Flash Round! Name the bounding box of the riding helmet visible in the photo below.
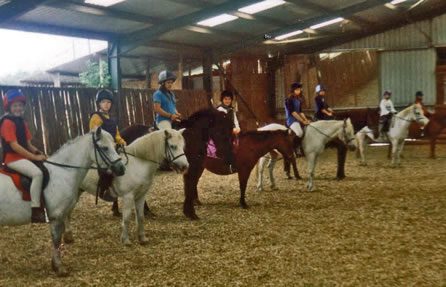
[415,91,424,97]
[3,89,26,111]
[383,90,392,96]
[315,84,326,94]
[95,89,114,104]
[158,70,177,84]
[290,82,303,93]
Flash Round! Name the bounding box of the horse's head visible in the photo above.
[209,110,234,165]
[163,129,189,174]
[338,118,356,151]
[91,127,126,176]
[277,129,298,160]
[412,104,429,126]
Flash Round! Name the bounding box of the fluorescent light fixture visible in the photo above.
[275,29,303,40]
[197,14,238,27]
[238,0,286,14]
[310,17,344,30]
[85,0,125,7]
[390,0,407,4]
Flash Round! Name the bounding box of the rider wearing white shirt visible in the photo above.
[379,90,397,136]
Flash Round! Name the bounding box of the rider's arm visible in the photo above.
[153,103,174,120]
[89,114,103,130]
[115,129,126,146]
[291,111,306,123]
[10,141,40,160]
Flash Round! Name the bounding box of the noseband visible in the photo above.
[93,133,122,172]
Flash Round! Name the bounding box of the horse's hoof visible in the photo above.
[194,199,203,206]
[256,188,263,192]
[122,239,132,246]
[185,212,199,220]
[271,186,279,191]
[52,261,69,277]
[336,175,346,181]
[240,202,249,209]
[112,211,121,218]
[295,176,302,180]
[63,232,74,244]
[359,162,367,166]
[139,238,149,245]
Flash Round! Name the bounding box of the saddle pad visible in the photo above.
[0,167,31,201]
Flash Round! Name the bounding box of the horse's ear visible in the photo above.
[164,129,172,139]
[95,127,102,138]
[178,128,186,134]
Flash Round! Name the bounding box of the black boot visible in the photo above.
[31,207,46,223]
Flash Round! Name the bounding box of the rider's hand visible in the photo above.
[33,154,47,161]
[171,114,181,122]
[233,128,241,135]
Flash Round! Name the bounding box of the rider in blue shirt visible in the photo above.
[285,82,311,138]
[152,70,181,130]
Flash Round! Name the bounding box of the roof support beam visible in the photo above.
[119,0,262,55]
[215,0,389,57]
[0,0,49,24]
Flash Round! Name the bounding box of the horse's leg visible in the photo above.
[238,167,252,209]
[268,154,279,190]
[357,133,367,166]
[390,139,399,167]
[63,210,74,244]
[256,156,267,192]
[387,143,392,160]
[430,137,437,159]
[290,155,301,180]
[396,139,405,166]
[336,143,347,180]
[283,158,292,179]
[121,193,134,245]
[50,220,69,277]
[111,200,121,217]
[183,165,204,220]
[306,153,317,192]
[192,166,205,206]
[135,195,148,245]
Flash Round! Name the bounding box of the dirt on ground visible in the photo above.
[0,145,445,286]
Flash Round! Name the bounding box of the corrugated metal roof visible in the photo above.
[18,6,145,34]
[379,49,436,105]
[432,13,446,45]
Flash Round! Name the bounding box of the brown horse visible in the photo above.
[414,108,446,158]
[200,130,297,210]
[117,109,234,220]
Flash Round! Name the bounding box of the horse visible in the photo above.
[356,104,429,166]
[0,128,125,276]
[257,119,356,192]
[420,108,446,158]
[65,129,188,246]
[199,129,297,210]
[118,108,234,220]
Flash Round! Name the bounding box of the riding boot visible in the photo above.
[31,207,46,223]
[293,137,303,157]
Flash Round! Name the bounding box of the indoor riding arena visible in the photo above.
[0,0,445,286]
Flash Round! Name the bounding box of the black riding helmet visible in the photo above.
[158,70,177,84]
[96,89,114,104]
[415,91,424,97]
[290,82,303,93]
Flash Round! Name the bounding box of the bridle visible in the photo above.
[394,106,426,124]
[308,120,355,145]
[120,134,185,169]
[45,132,122,171]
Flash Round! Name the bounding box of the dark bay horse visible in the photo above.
[117,109,234,220]
[201,130,297,210]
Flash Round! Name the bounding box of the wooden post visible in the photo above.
[203,49,213,102]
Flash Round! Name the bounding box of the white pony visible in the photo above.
[70,129,188,246]
[257,119,356,192]
[0,128,125,276]
[356,104,429,166]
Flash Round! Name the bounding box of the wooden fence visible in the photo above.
[0,86,210,154]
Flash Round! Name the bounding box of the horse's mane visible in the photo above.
[125,130,165,162]
[178,108,217,129]
[397,104,418,117]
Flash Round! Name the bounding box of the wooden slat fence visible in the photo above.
[0,86,209,154]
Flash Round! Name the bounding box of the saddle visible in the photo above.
[0,161,49,204]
